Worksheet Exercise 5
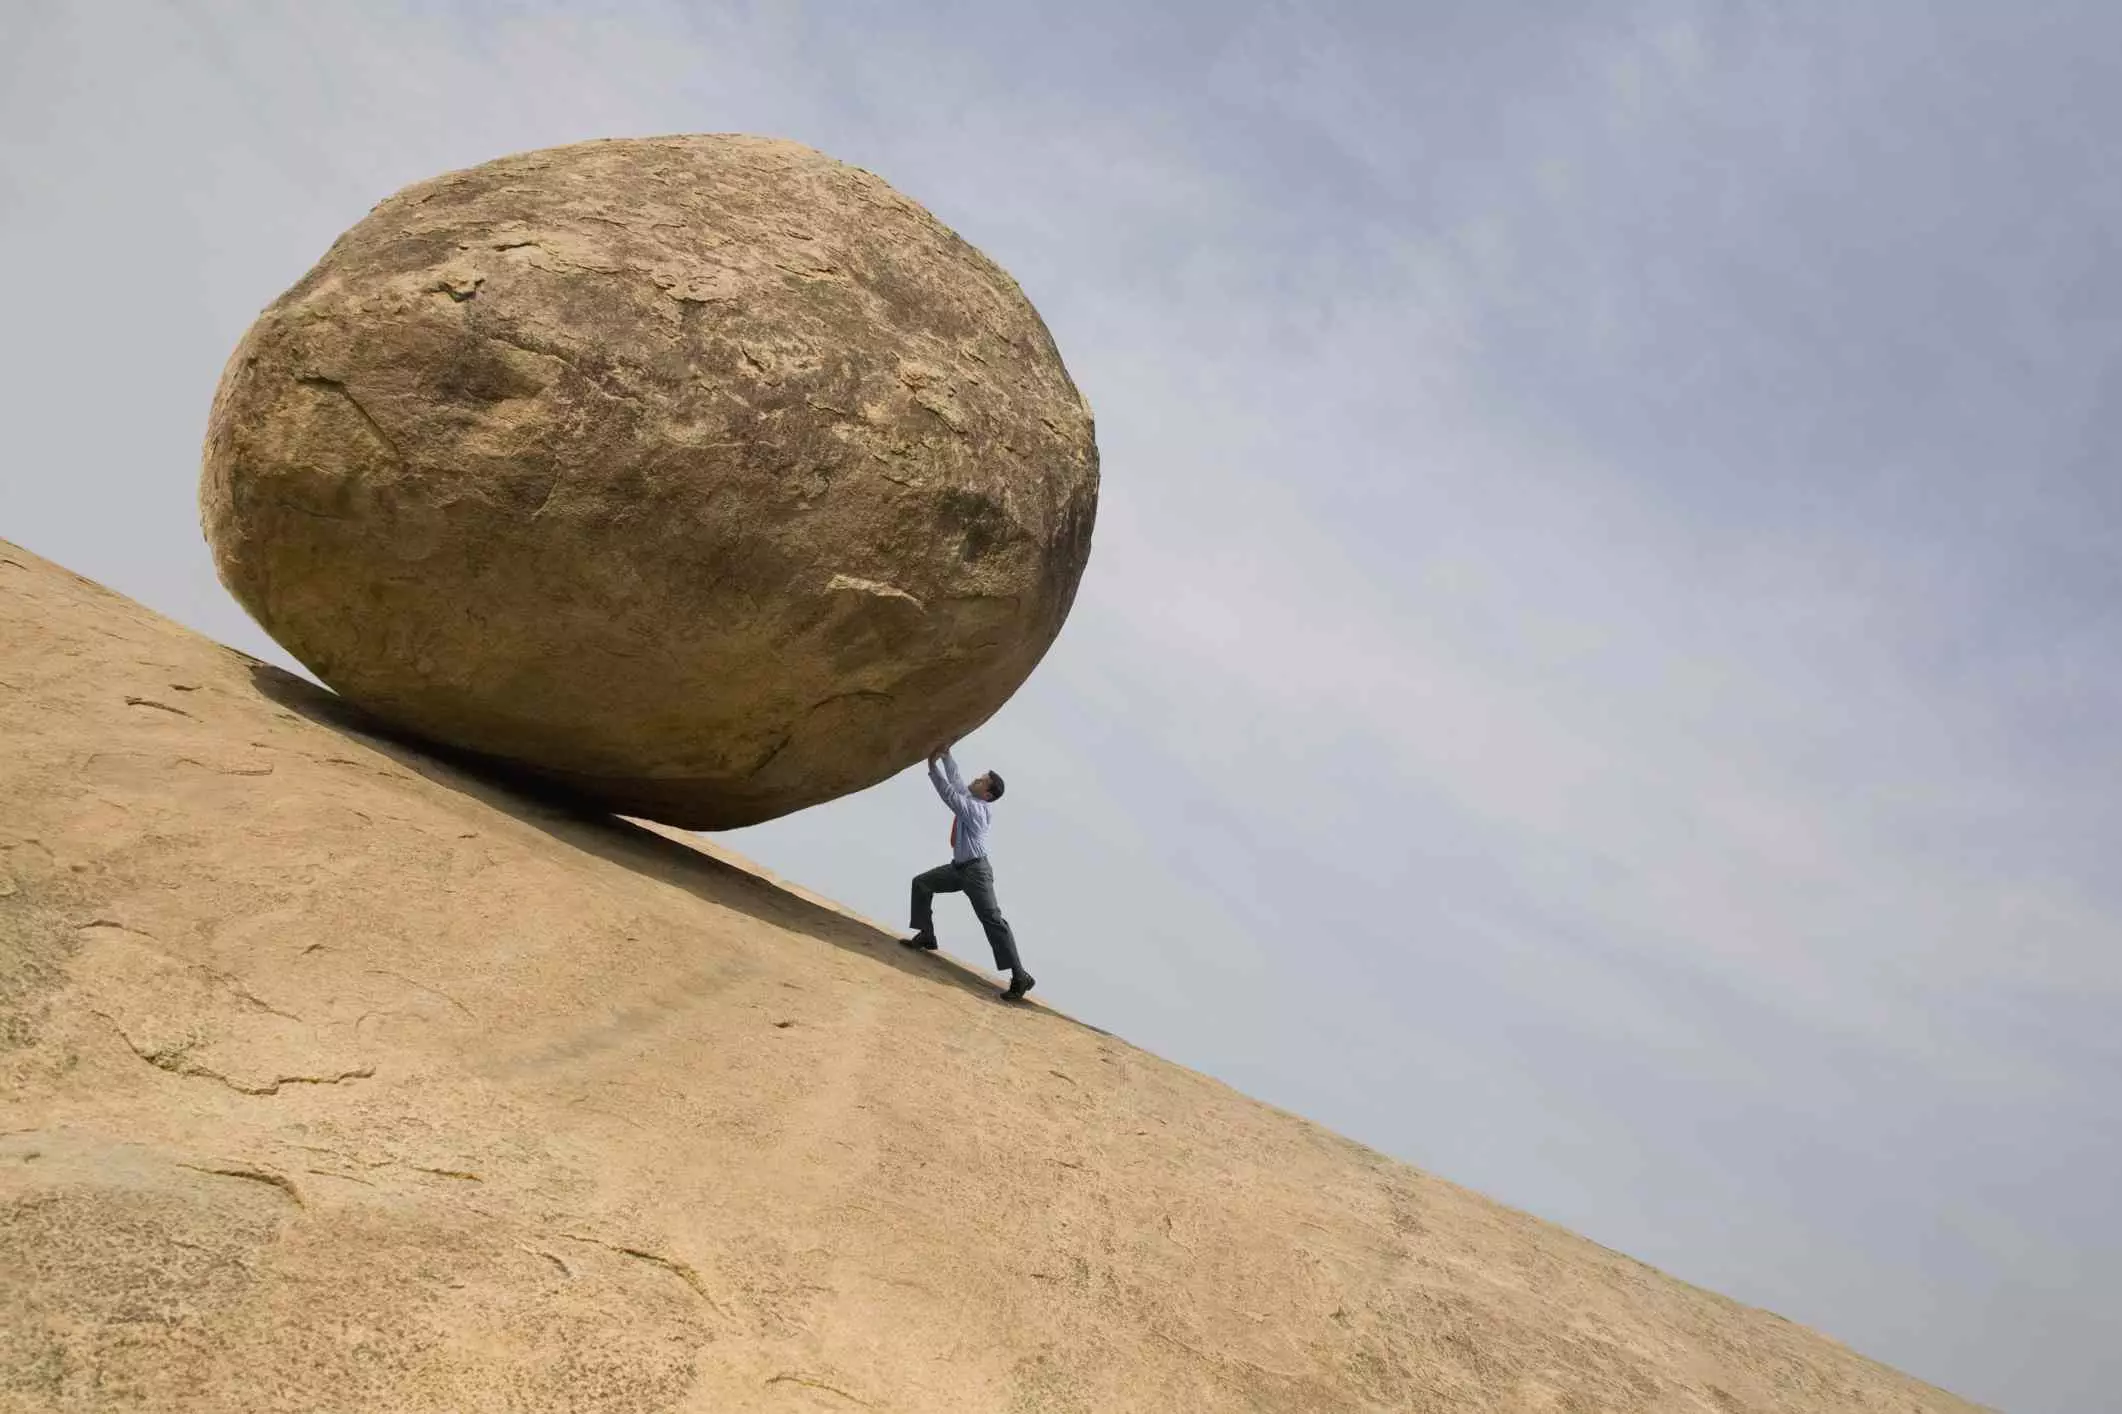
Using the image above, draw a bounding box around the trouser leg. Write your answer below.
[959,859,1022,973]
[909,861,963,933]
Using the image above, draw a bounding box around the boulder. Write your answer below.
[200,135,1098,828]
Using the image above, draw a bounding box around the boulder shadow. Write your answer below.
[243,662,1043,1015]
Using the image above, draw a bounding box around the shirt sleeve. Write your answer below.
[929,753,975,815]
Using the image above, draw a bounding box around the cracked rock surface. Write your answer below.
[1,543,1986,1414]
[200,134,1099,828]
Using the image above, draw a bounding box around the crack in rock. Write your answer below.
[560,1232,730,1318]
[295,374,407,466]
[174,756,275,777]
[92,1011,374,1095]
[764,1373,873,1406]
[124,695,194,718]
[177,1162,305,1207]
[199,967,308,1023]
[364,968,477,1019]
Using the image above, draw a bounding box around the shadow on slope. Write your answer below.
[242,660,1040,1016]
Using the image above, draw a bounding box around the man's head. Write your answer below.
[971,771,1006,802]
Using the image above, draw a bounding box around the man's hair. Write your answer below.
[985,771,1006,800]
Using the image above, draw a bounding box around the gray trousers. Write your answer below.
[910,857,1023,973]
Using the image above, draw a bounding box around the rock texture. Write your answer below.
[1,541,1988,1414]
[200,135,1098,828]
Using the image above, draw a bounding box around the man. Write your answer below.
[902,742,1034,1001]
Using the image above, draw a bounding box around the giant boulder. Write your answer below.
[201,135,1098,828]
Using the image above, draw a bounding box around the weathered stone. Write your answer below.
[200,135,1097,827]
[0,542,1995,1413]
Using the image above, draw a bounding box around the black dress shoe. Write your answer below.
[902,931,938,951]
[1001,970,1036,1001]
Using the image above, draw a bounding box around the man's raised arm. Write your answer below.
[927,745,974,813]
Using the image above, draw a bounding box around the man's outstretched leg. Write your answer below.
[960,858,1033,1000]
[904,861,962,951]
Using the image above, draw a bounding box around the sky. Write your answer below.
[3,3,2117,1409]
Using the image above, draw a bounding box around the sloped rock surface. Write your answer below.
[1,542,1984,1412]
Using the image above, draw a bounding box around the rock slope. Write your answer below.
[0,541,1984,1413]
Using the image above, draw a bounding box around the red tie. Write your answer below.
[949,818,958,850]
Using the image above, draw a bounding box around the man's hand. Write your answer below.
[927,743,947,764]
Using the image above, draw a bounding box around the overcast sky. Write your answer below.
[5,3,2118,1409]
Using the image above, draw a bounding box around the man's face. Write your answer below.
[971,773,996,801]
